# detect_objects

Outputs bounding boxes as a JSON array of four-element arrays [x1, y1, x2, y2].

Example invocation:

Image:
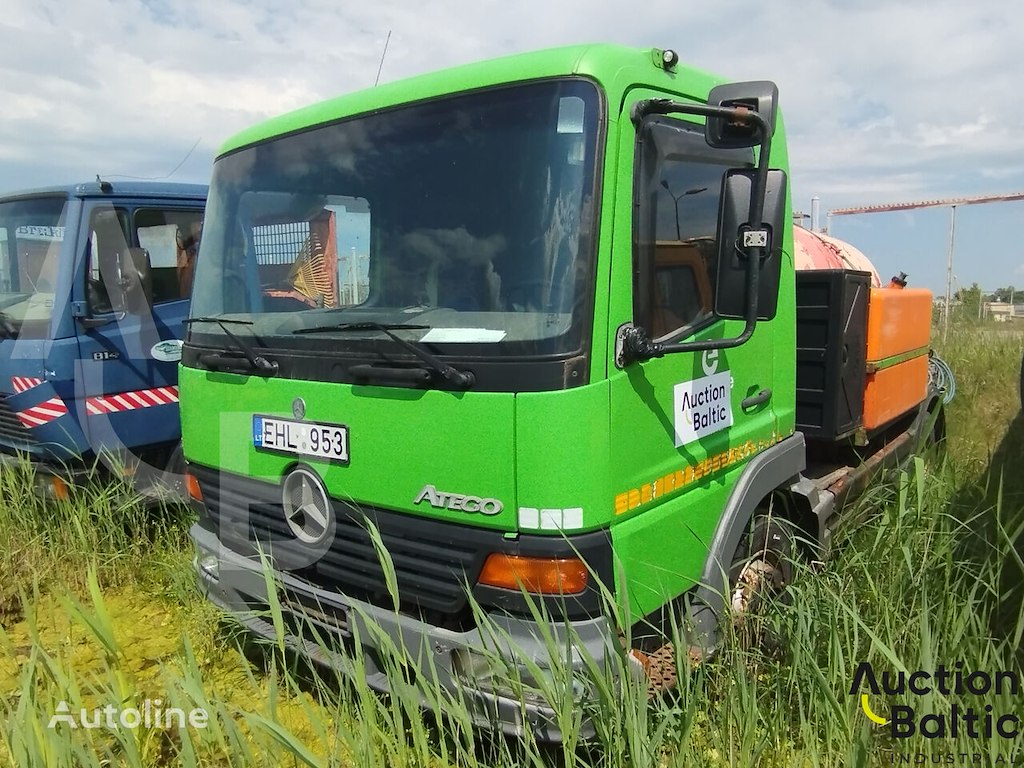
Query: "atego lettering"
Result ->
[[414, 484, 503, 516]]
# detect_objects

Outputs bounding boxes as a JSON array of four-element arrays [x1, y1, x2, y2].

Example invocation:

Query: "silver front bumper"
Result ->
[[190, 523, 618, 742]]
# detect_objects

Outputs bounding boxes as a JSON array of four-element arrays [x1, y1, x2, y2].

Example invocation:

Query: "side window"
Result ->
[[87, 206, 204, 312], [135, 208, 205, 303], [634, 117, 753, 338]]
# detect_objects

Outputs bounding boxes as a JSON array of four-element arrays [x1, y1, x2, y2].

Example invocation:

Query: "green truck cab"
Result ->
[[183, 44, 943, 739]]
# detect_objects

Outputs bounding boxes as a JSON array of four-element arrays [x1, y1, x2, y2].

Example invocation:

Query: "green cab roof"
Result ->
[[217, 43, 724, 157]]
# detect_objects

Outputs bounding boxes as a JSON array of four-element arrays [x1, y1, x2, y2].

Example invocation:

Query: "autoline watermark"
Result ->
[[48, 699, 209, 730]]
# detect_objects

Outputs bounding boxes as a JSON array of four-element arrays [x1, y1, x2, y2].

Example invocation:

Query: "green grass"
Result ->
[[1, 324, 1022, 767], [0, 459, 196, 620]]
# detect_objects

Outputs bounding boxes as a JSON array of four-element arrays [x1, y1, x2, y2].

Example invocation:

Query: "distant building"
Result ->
[[983, 301, 1013, 322]]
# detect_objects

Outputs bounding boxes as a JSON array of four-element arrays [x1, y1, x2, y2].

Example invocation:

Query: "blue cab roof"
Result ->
[[0, 180, 208, 201]]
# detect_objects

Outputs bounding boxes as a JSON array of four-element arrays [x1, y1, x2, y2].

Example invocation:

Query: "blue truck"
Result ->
[[0, 180, 207, 497]]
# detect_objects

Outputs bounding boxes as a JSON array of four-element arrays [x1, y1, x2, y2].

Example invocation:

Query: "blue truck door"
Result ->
[[74, 200, 204, 465]]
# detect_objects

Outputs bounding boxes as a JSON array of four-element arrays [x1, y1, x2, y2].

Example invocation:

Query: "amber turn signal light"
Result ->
[[185, 472, 203, 502], [478, 553, 589, 595], [50, 475, 69, 501]]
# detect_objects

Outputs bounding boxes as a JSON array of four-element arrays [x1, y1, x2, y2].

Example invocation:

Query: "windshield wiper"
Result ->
[[296, 321, 429, 333], [294, 321, 474, 389], [185, 316, 278, 376]]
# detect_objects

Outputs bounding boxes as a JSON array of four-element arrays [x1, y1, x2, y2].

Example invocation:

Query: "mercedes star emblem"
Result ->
[[282, 467, 333, 545]]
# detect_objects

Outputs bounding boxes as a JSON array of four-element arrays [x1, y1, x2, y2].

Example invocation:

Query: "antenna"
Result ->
[[99, 137, 203, 181], [374, 30, 392, 87]]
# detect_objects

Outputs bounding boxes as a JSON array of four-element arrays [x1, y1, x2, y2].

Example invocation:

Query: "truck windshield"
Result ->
[[0, 196, 68, 337], [191, 79, 602, 359]]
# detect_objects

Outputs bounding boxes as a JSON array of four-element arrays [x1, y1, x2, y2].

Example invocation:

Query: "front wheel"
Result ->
[[728, 513, 794, 646]]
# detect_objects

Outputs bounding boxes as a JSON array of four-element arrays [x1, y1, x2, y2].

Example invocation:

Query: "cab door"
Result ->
[[75, 199, 204, 459], [606, 95, 781, 615]]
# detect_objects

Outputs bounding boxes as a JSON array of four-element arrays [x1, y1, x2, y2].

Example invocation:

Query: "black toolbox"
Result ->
[[795, 269, 871, 441]]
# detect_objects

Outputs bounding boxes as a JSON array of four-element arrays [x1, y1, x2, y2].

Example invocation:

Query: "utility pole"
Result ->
[[349, 247, 359, 304], [944, 205, 957, 342], [660, 182, 707, 240]]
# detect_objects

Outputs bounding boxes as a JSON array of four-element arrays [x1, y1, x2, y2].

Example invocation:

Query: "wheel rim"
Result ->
[[729, 517, 792, 634]]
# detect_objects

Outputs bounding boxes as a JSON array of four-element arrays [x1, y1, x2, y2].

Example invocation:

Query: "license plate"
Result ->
[[253, 415, 349, 464]]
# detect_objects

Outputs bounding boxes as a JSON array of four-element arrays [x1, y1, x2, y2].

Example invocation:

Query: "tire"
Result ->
[[920, 398, 947, 457], [1019, 351, 1024, 412], [727, 513, 794, 648]]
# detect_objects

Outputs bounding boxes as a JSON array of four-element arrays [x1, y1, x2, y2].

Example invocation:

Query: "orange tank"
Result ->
[[862, 285, 932, 430], [865, 287, 933, 362], [793, 226, 881, 286], [863, 354, 930, 431]]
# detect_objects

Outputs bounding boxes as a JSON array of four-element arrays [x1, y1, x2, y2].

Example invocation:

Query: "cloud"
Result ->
[[1, 0, 1023, 210]]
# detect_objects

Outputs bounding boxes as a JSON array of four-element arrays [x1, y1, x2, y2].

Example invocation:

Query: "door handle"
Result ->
[[741, 388, 772, 411]]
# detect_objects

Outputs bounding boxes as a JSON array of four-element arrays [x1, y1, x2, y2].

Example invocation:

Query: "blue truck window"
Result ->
[[135, 208, 205, 302]]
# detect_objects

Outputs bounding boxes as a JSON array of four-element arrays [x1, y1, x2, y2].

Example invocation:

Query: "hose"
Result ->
[[928, 352, 956, 405]]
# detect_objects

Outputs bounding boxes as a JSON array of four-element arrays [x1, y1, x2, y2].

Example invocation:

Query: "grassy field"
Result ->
[[1, 324, 1022, 767]]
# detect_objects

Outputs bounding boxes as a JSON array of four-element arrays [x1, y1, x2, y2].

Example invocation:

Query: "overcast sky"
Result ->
[[2, 0, 1022, 296]]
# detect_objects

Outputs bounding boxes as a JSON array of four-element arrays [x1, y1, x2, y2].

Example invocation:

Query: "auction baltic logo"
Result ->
[[850, 660, 1022, 764], [48, 699, 208, 730]]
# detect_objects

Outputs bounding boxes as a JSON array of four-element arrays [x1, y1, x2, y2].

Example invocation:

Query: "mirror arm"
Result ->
[[617, 104, 773, 368], [631, 97, 774, 229], [631, 99, 757, 128], [746, 116, 774, 235], [72, 300, 126, 329], [616, 250, 761, 367], [77, 315, 118, 330]]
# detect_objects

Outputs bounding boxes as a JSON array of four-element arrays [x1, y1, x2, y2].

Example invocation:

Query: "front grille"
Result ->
[[0, 395, 37, 449], [193, 465, 614, 627], [195, 467, 488, 628]]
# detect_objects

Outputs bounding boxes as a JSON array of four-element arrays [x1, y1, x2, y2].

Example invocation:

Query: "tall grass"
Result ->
[[0, 458, 196, 617], [1, 325, 1022, 766], [4, 454, 1020, 766]]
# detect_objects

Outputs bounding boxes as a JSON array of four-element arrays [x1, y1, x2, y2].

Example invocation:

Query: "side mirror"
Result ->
[[714, 168, 787, 320], [111, 247, 153, 314], [705, 81, 779, 149], [128, 247, 153, 305]]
